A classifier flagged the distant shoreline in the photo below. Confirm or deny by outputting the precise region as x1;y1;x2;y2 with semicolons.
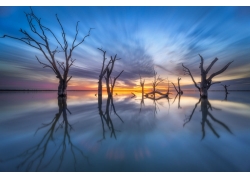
0;89;250;92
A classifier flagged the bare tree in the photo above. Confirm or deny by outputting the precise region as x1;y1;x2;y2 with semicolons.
97;48;110;103
97;49;123;99
221;84;230;94
145;69;166;97
171;77;183;94
182;54;233;98
1;7;93;97
139;74;145;96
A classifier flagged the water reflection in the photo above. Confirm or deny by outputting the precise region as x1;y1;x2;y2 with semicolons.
98;95;123;140
144;93;170;116
184;98;233;140
0;91;250;171
1;97;89;171
172;94;182;109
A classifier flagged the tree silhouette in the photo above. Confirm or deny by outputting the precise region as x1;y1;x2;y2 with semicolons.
182;55;233;98
221;84;230;94
145;69;169;98
171;77;183;95
1;7;93;97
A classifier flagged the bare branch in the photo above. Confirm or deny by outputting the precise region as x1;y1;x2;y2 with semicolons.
199;54;205;73
207;61;233;82
73;28;94;49
1;35;40;50
182;63;200;90
205;57;218;74
57;61;65;71
66;76;72;83
36;56;57;74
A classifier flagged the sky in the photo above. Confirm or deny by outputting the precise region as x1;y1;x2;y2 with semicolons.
0;6;250;91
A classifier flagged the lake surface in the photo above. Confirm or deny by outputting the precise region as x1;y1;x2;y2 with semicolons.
0;91;250;172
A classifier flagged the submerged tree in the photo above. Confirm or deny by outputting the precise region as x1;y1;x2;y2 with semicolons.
97;48;123;103
221;84;230;94
182;55;233;98
171;77;183;95
146;69;167;97
1;7;93;97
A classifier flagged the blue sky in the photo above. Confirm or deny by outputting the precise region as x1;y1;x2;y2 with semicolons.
0;6;250;90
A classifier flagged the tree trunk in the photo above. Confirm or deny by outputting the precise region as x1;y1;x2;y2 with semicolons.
105;77;111;97
200;73;208;98
58;79;67;97
98;77;102;97
98;78;103;108
142;85;144;97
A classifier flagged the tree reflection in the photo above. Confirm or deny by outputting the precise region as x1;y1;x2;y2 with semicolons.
172;94;182;109
98;95;123;141
1;97;89;171
184;98;233;140
145;93;170;117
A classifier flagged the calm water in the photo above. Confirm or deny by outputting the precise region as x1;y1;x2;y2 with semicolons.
0;91;250;172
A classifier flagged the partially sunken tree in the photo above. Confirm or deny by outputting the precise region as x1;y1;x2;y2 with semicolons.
97;48;123;103
171;77;183;94
1;7;92;97
146;69;166;97
221;84;230;94
182;55;233;98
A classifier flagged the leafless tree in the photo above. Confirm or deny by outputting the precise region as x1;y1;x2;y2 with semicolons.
97;48;110;104
221;84;230;94
145;69;167;97
171;77;183;95
1;7;93;97
97;49;123;99
182;54;233;98
139;74;145;96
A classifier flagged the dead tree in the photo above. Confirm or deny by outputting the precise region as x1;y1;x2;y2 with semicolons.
177;77;183;94
97;48;111;102
104;55;123;97
139;75;145;112
110;70;124;96
171;77;183;95
182;54;233;98
139;74;145;96
221;84;230;94
1;7;93;97
146;69;166;97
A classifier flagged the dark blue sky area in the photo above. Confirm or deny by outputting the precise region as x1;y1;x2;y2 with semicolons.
0;6;250;90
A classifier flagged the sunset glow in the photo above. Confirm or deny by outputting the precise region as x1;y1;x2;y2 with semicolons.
1;6;250;91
